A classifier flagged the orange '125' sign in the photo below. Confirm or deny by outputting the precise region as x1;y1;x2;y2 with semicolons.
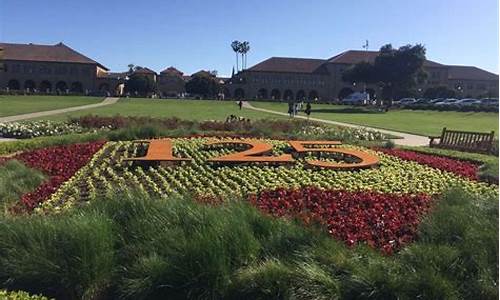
124;139;379;170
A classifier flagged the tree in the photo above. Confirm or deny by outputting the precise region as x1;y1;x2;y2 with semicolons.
185;72;221;98
127;64;134;74
124;73;156;96
239;41;250;69
342;61;375;86
341;44;427;104
375;44;427;101
231;41;241;72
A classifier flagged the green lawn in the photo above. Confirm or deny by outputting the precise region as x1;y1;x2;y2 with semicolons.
0;95;103;117
251;102;499;137
35;98;285;121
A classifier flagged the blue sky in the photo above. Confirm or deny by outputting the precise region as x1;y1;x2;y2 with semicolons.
1;0;498;76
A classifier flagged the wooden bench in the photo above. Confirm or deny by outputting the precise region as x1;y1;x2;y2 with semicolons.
429;128;495;154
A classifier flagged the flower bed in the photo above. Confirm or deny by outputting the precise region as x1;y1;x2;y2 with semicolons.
37;138;495;213
376;148;480;180
0;121;95;139
249;186;432;254
2;141;105;211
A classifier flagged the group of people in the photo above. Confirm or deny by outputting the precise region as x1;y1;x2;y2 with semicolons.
288;102;312;118
225;114;251;123
237;99;312;118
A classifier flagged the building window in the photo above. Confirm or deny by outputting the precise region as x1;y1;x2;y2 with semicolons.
477;83;486;90
23;65;34;74
467;84;474;90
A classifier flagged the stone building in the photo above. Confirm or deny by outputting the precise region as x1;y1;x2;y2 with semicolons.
1;42;497;100
226;50;499;101
0;42;109;94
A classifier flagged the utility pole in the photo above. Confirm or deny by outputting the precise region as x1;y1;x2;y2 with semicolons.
362;40;369;103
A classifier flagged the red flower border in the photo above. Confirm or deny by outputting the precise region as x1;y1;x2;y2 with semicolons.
249;187;432;255
1;141;106;212
375;148;479;181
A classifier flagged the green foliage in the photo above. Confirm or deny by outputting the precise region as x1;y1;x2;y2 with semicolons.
185;72;221;98
382;140;395;149
0;188;497;299
375;44;427;100
399;188;498;299
0;120;91;139
343;44;427;102
341;61;376;85
125;73;156;96
0;289;53;300
0;160;46;213
0;132;104;156
0;211;115;299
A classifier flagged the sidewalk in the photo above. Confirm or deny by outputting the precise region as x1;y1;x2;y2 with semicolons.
242;101;429;146
0;97;119;123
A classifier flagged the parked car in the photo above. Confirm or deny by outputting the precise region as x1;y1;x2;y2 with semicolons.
342;92;370;105
456;98;481;106
393;98;416;106
429;98;444;104
480;98;499;106
412;98;430;105
435;98;459;106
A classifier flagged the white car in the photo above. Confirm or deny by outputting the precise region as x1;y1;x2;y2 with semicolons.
480;98;499;106
435;98;459;106
456;98;481;106
394;98;416;106
342;92;370;105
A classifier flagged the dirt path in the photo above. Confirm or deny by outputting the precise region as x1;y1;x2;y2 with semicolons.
242;101;429;146
0;97;119;123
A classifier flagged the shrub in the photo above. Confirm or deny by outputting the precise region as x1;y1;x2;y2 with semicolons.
0;212;115;299
382;140;395;149
0;290;53;300
0;188;496;299
0;121;91;139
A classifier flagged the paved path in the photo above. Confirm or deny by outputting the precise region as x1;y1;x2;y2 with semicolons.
0;97;119;123
242;101;429;146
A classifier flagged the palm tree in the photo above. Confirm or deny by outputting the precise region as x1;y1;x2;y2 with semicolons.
231;41;241;72
127;64;135;74
240;41;250;69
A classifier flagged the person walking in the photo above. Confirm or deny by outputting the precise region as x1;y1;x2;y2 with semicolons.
288;102;294;117
305;102;312;119
238;100;243;110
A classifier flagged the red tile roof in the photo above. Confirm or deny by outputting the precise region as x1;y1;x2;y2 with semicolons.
0;42;108;70
133;67;156;75
160;66;183;76
447;65;498;81
248;57;328;74
328;50;443;67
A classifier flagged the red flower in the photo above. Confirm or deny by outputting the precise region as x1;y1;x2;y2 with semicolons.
249;186;432;254
375;148;479;181
5;141;106;212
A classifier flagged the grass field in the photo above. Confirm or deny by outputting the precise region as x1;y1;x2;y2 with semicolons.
251;102;499;137
34;98;284;121
0;95;103;117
